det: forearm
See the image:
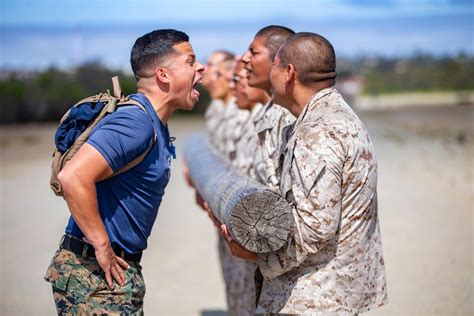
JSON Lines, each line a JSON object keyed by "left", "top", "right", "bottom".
{"left": 61, "top": 171, "right": 109, "bottom": 249}
{"left": 258, "top": 200, "right": 340, "bottom": 279}
{"left": 257, "top": 213, "right": 307, "bottom": 279}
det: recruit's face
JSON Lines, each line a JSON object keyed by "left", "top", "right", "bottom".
{"left": 270, "top": 55, "right": 290, "bottom": 108}
{"left": 202, "top": 53, "right": 224, "bottom": 90}
{"left": 211, "top": 63, "right": 232, "bottom": 101}
{"left": 232, "top": 61, "right": 253, "bottom": 110}
{"left": 242, "top": 36, "right": 272, "bottom": 92}
{"left": 202, "top": 53, "right": 231, "bottom": 101}
{"left": 166, "top": 42, "right": 204, "bottom": 110}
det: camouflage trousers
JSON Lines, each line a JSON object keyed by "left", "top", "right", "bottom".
{"left": 218, "top": 235, "right": 257, "bottom": 316}
{"left": 44, "top": 248, "right": 146, "bottom": 315}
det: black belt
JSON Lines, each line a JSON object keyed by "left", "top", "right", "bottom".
{"left": 61, "top": 234, "right": 142, "bottom": 263}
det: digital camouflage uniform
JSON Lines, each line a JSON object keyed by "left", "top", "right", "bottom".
{"left": 218, "top": 240, "right": 258, "bottom": 316}
{"left": 234, "top": 103, "right": 263, "bottom": 178}
{"left": 215, "top": 102, "right": 263, "bottom": 316}
{"left": 218, "top": 99, "right": 250, "bottom": 160}
{"left": 44, "top": 247, "right": 145, "bottom": 315}
{"left": 249, "top": 101, "right": 295, "bottom": 311}
{"left": 253, "top": 102, "right": 295, "bottom": 193}
{"left": 205, "top": 99, "right": 225, "bottom": 149}
{"left": 256, "top": 87, "right": 388, "bottom": 315}
{"left": 206, "top": 98, "right": 255, "bottom": 316}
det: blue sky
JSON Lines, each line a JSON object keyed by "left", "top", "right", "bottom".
{"left": 1, "top": 0, "right": 473, "bottom": 25}
{"left": 1, "top": 0, "right": 473, "bottom": 70}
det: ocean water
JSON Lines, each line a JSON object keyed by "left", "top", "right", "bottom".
{"left": 1, "top": 14, "right": 472, "bottom": 71}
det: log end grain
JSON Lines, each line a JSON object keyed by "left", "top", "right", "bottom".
{"left": 228, "top": 190, "right": 294, "bottom": 254}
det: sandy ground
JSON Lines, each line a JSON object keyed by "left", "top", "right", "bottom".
{"left": 1, "top": 105, "right": 473, "bottom": 315}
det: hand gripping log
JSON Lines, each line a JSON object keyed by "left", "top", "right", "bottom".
{"left": 183, "top": 134, "right": 294, "bottom": 254}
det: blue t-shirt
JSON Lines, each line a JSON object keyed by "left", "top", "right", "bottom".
{"left": 65, "top": 93, "right": 173, "bottom": 254}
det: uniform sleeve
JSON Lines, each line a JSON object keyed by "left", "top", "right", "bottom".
{"left": 258, "top": 125, "right": 345, "bottom": 279}
{"left": 86, "top": 107, "right": 155, "bottom": 172}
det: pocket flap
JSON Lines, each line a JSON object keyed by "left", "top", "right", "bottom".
{"left": 44, "top": 260, "right": 73, "bottom": 292}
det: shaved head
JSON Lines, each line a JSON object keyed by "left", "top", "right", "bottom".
{"left": 212, "top": 50, "right": 235, "bottom": 70}
{"left": 255, "top": 25, "right": 295, "bottom": 61}
{"left": 202, "top": 49, "right": 235, "bottom": 93}
{"left": 277, "top": 32, "right": 337, "bottom": 87}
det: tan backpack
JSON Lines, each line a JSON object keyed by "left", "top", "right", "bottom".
{"left": 50, "top": 76, "right": 155, "bottom": 197}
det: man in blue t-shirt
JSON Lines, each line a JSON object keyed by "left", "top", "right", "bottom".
{"left": 44, "top": 29, "right": 204, "bottom": 315}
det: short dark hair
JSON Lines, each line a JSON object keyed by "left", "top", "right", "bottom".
{"left": 277, "top": 32, "right": 337, "bottom": 87}
{"left": 255, "top": 25, "right": 295, "bottom": 61}
{"left": 131, "top": 29, "right": 189, "bottom": 79}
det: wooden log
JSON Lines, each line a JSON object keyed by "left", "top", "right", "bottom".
{"left": 182, "top": 134, "right": 293, "bottom": 254}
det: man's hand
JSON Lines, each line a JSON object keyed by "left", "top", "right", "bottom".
{"left": 204, "top": 202, "right": 222, "bottom": 231}
{"left": 84, "top": 237, "right": 129, "bottom": 289}
{"left": 203, "top": 202, "right": 257, "bottom": 261}
{"left": 221, "top": 224, "right": 258, "bottom": 262}
{"left": 94, "top": 241, "right": 130, "bottom": 289}
{"left": 195, "top": 191, "right": 207, "bottom": 210}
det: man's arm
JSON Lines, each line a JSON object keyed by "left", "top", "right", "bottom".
{"left": 58, "top": 143, "right": 129, "bottom": 288}
{"left": 257, "top": 127, "right": 344, "bottom": 279}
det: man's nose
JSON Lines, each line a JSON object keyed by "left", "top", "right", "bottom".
{"left": 241, "top": 51, "right": 250, "bottom": 63}
{"left": 197, "top": 62, "right": 205, "bottom": 73}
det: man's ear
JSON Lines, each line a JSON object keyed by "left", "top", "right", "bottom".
{"left": 286, "top": 64, "right": 296, "bottom": 86}
{"left": 155, "top": 67, "right": 170, "bottom": 84}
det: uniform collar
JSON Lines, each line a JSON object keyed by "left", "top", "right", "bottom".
{"left": 253, "top": 101, "right": 272, "bottom": 124}
{"left": 251, "top": 103, "right": 263, "bottom": 118}
{"left": 292, "top": 86, "right": 335, "bottom": 132}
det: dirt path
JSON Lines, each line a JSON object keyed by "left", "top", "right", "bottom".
{"left": 1, "top": 107, "right": 472, "bottom": 315}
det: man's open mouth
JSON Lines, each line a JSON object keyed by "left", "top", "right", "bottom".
{"left": 191, "top": 78, "right": 201, "bottom": 101}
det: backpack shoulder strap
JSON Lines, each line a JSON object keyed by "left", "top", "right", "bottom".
{"left": 108, "top": 95, "right": 158, "bottom": 178}
{"left": 116, "top": 98, "right": 146, "bottom": 112}
{"left": 112, "top": 75, "right": 123, "bottom": 99}
{"left": 112, "top": 139, "right": 154, "bottom": 177}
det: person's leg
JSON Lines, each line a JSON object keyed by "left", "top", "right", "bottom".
{"left": 51, "top": 285, "right": 87, "bottom": 315}
{"left": 45, "top": 248, "right": 145, "bottom": 315}
{"left": 86, "top": 261, "right": 145, "bottom": 315}
{"left": 218, "top": 236, "right": 257, "bottom": 316}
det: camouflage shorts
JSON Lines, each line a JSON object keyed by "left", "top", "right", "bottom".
{"left": 44, "top": 248, "right": 145, "bottom": 315}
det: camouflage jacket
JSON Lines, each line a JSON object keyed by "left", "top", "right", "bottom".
{"left": 205, "top": 99, "right": 225, "bottom": 150}
{"left": 256, "top": 87, "right": 388, "bottom": 314}
{"left": 234, "top": 103, "right": 263, "bottom": 178}
{"left": 215, "top": 99, "right": 250, "bottom": 161}
{"left": 253, "top": 102, "right": 295, "bottom": 192}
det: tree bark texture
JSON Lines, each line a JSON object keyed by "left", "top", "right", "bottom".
{"left": 182, "top": 134, "right": 293, "bottom": 254}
